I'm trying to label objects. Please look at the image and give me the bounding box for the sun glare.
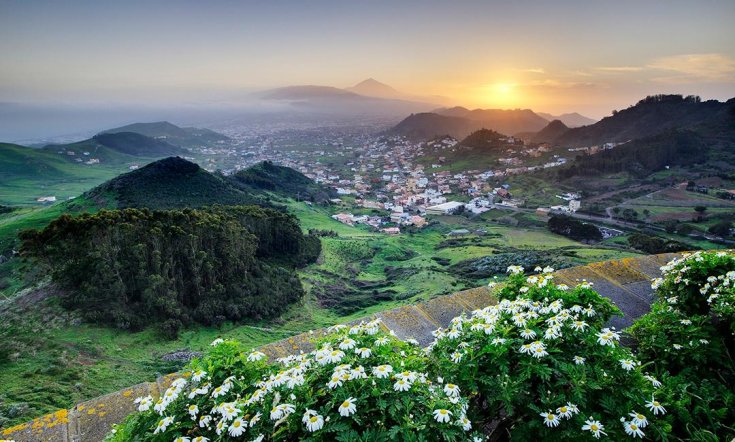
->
[474,82,521,108]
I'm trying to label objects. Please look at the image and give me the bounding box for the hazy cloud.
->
[595,66,645,72]
[518,68,546,74]
[648,53,735,83]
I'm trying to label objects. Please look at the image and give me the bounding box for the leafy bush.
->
[627,233,690,254]
[430,267,667,440]
[629,250,735,440]
[107,320,478,441]
[547,215,602,242]
[109,265,677,441]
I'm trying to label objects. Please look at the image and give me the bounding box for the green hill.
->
[232,161,333,202]
[100,121,230,148]
[0,142,133,205]
[84,156,260,209]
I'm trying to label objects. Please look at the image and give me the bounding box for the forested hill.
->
[559,130,708,179]
[20,205,321,337]
[554,94,733,147]
[100,121,230,148]
[83,157,331,209]
[84,156,260,209]
[232,160,334,202]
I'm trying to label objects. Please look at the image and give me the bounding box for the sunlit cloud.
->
[518,68,545,74]
[647,53,735,83]
[595,66,645,72]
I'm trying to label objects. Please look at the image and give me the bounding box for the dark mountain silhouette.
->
[458,128,507,149]
[258,85,433,117]
[387,113,478,140]
[345,78,402,99]
[389,107,549,141]
[554,95,733,147]
[531,120,570,143]
[537,112,596,127]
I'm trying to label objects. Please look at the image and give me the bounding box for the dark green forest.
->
[559,130,707,179]
[20,206,320,337]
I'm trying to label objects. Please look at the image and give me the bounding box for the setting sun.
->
[473,82,523,108]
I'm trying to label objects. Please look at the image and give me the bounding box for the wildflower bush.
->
[107,252,735,441]
[106,319,479,441]
[430,267,668,440]
[629,250,735,440]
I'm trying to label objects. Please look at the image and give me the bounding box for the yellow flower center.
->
[560,407,567,413]
[233,421,241,428]
[440,410,447,415]
[310,416,318,423]
[653,401,660,406]
[547,414,554,420]
[631,424,638,430]
[637,414,644,419]
[342,401,350,408]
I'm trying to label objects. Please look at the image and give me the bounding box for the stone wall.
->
[1,253,678,442]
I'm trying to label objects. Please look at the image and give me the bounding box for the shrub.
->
[106,320,479,441]
[430,267,667,440]
[629,250,735,440]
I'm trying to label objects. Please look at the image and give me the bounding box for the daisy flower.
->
[247,351,266,362]
[198,415,212,428]
[393,379,412,392]
[174,437,190,442]
[338,397,357,417]
[154,416,174,434]
[339,338,356,350]
[540,411,560,427]
[305,413,324,432]
[191,370,207,382]
[645,397,666,415]
[596,328,620,346]
[619,359,636,371]
[134,395,152,412]
[228,418,246,437]
[187,404,199,419]
[556,404,573,419]
[458,416,472,431]
[623,420,645,438]
[192,437,210,442]
[444,383,461,397]
[581,419,606,438]
[355,347,372,358]
[372,364,393,378]
[644,375,662,388]
[327,376,343,389]
[532,346,549,359]
[210,338,224,346]
[520,328,536,339]
[450,351,463,363]
[628,411,648,428]
[573,356,586,365]
[433,409,452,423]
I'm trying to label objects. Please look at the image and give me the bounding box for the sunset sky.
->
[1,0,734,118]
